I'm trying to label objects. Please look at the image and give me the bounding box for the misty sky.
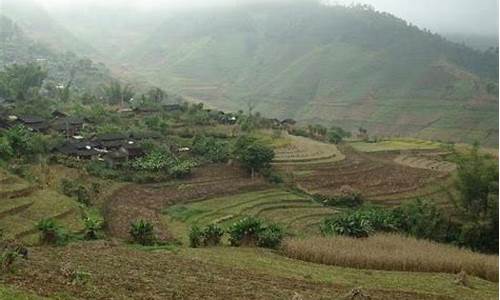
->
[34,0,499,36]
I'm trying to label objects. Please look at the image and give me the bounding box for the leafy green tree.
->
[0,63,47,101]
[455,145,498,219]
[147,87,167,103]
[0,136,13,160]
[233,135,274,178]
[102,81,134,105]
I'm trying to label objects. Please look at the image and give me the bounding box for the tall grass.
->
[282,234,498,281]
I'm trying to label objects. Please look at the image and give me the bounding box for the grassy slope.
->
[183,247,497,300]
[121,4,498,146]
[0,169,84,244]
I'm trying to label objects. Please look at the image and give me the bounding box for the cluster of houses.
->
[0,104,297,165]
[0,110,163,165]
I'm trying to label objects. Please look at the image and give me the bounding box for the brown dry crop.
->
[282,233,498,282]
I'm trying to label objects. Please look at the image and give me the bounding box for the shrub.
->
[189,224,225,247]
[189,225,203,248]
[315,185,363,208]
[36,218,66,245]
[257,223,284,249]
[168,160,197,179]
[321,212,373,238]
[84,216,103,240]
[228,217,264,246]
[0,249,18,272]
[202,224,224,246]
[192,135,230,163]
[60,179,91,205]
[261,168,283,184]
[129,219,155,246]
[228,217,284,248]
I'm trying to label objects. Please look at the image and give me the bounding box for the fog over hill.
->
[1,0,498,145]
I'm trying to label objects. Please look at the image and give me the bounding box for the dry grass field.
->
[273,134,345,164]
[282,234,498,282]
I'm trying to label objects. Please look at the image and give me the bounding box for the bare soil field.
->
[277,145,455,206]
[104,163,269,241]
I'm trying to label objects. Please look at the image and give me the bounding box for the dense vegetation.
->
[320,146,499,253]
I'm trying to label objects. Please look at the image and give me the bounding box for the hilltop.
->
[117,2,498,146]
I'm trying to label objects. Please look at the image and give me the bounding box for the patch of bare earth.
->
[104,164,269,241]
[4,241,452,300]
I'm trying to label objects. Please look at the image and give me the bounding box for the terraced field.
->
[274,141,455,206]
[349,139,441,152]
[0,169,84,244]
[273,134,345,164]
[165,189,336,237]
[394,154,456,172]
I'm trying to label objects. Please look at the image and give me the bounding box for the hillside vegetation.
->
[118,2,498,146]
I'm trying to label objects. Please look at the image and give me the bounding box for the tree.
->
[455,145,498,219]
[102,81,134,105]
[0,63,47,102]
[147,87,167,103]
[233,136,274,178]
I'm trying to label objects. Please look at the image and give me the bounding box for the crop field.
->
[165,189,337,238]
[273,134,345,164]
[105,164,269,240]
[0,169,84,244]
[283,234,498,281]
[394,154,456,172]
[4,241,497,300]
[274,143,455,206]
[349,139,441,152]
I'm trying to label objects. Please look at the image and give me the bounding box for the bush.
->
[315,185,363,207]
[228,217,284,248]
[36,218,67,245]
[192,135,230,163]
[84,216,103,240]
[60,179,91,205]
[321,212,373,238]
[189,224,225,247]
[257,224,284,249]
[261,168,283,184]
[202,224,225,246]
[168,160,197,179]
[0,249,18,272]
[129,219,155,246]
[189,225,203,248]
[228,217,264,246]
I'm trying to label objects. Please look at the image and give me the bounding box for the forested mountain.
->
[1,1,498,145]
[119,2,498,145]
[0,15,113,94]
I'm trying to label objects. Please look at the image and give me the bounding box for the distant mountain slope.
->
[0,0,98,57]
[122,3,498,146]
[0,15,113,92]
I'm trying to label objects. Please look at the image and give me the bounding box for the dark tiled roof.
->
[95,133,129,141]
[129,131,162,140]
[18,116,46,124]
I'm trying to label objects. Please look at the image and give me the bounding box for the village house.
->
[56,140,99,160]
[52,117,85,137]
[17,115,49,132]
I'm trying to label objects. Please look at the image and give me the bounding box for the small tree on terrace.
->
[233,135,274,178]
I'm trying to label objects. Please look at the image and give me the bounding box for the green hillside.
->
[122,2,498,146]
[0,15,113,92]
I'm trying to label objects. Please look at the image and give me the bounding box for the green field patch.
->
[163,189,337,238]
[349,139,441,152]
